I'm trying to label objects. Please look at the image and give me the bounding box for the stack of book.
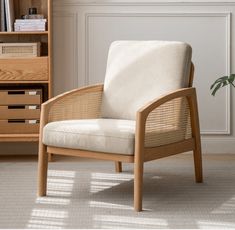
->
[14,19,47,32]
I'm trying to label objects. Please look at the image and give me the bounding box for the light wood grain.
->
[188,89,203,183]
[47,0,52,98]
[0,57,48,81]
[47,147,134,163]
[0,106,40,119]
[38,99,49,196]
[0,120,39,134]
[188,63,194,87]
[0,94,40,105]
[0,89,42,105]
[0,32,48,35]
[0,0,52,142]
[0,134,39,142]
[134,108,146,212]
[115,162,122,173]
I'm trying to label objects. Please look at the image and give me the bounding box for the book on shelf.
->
[15,19,47,23]
[5,0,14,32]
[14,18,47,31]
[0,0,6,31]
[14,24,46,31]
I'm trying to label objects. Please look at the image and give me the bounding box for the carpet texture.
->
[0,154,235,229]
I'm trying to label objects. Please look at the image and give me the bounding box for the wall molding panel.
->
[84,11,231,136]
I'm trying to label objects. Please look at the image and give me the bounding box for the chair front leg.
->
[38,142,48,196]
[193,123,203,183]
[134,152,144,212]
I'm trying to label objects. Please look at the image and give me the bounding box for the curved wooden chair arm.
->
[135,87,197,149]
[137,87,196,119]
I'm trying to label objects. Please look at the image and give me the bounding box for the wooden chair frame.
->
[38,64,202,211]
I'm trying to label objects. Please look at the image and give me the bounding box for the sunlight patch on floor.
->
[27,170,75,229]
[47,190,72,197]
[48,178,75,184]
[90,173,133,193]
[92,172,133,181]
[89,200,132,210]
[27,219,65,229]
[31,209,68,219]
[48,170,76,178]
[197,220,235,229]
[212,196,235,214]
[93,215,168,228]
[27,209,68,229]
[36,197,70,206]
[90,172,133,193]
[90,180,121,193]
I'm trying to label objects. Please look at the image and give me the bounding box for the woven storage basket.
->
[0,42,40,57]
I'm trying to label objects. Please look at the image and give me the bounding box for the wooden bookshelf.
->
[0,0,52,142]
[0,31,48,35]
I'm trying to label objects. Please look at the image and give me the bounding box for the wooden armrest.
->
[137,88,195,117]
[136,88,197,148]
[40,84,104,127]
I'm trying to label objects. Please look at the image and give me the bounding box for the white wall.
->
[1,0,235,155]
[53,0,235,154]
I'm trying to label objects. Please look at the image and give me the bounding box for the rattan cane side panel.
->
[145,97,192,148]
[48,90,103,122]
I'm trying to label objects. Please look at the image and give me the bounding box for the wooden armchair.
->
[38,41,202,211]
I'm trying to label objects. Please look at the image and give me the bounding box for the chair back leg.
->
[193,148,203,183]
[188,89,203,183]
[115,161,122,173]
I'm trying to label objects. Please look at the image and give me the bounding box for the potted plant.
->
[211,74,235,95]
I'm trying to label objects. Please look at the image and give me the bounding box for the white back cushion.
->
[101,41,192,120]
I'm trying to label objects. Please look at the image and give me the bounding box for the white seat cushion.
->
[43,119,135,155]
[101,40,192,120]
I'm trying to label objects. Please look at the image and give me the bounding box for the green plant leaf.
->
[209,75,235,95]
[210,76,228,90]
[228,75,235,84]
[222,81,228,87]
[211,82,222,96]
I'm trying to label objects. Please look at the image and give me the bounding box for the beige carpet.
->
[0,154,235,229]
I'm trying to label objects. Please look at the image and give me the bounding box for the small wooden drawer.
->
[0,89,42,105]
[0,120,39,134]
[0,57,48,81]
[0,105,40,119]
